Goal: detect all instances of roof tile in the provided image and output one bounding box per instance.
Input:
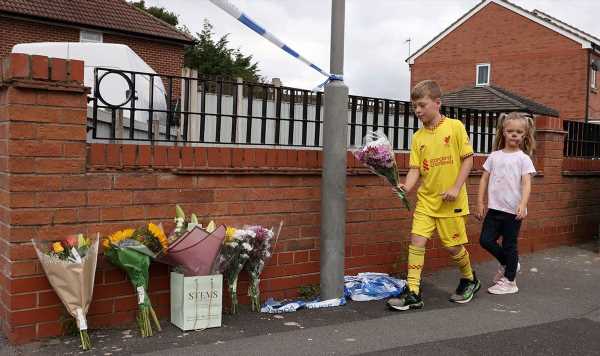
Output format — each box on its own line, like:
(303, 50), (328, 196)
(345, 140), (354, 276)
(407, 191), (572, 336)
(442, 85), (559, 117)
(0, 0), (193, 43)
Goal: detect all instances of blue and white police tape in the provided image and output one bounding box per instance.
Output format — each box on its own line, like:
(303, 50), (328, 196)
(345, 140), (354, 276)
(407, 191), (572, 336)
(260, 297), (346, 314)
(344, 273), (406, 301)
(208, 0), (342, 89)
(260, 298), (305, 314)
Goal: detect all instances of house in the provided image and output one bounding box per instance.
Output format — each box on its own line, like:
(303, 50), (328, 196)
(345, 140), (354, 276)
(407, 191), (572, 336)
(407, 0), (600, 122)
(0, 0), (194, 78)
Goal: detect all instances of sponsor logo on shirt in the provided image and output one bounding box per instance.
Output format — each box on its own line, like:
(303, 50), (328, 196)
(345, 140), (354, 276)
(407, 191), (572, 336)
(429, 155), (454, 168)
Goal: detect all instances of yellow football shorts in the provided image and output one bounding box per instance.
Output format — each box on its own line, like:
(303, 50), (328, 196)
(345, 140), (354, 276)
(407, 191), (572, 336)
(411, 211), (468, 247)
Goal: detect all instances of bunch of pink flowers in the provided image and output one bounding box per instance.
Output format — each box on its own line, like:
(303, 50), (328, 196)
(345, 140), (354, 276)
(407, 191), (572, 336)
(354, 131), (411, 210)
(354, 143), (396, 169)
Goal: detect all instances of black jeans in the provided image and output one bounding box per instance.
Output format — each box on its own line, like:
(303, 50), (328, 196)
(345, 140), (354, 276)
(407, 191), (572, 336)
(479, 209), (522, 281)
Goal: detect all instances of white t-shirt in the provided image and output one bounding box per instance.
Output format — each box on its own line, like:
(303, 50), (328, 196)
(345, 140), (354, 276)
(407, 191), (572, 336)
(483, 150), (536, 215)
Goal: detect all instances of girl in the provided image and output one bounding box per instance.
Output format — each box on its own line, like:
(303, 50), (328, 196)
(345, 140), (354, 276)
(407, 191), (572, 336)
(476, 112), (536, 294)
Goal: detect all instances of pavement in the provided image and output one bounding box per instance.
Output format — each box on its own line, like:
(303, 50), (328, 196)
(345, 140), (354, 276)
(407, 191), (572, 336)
(2, 241), (599, 356)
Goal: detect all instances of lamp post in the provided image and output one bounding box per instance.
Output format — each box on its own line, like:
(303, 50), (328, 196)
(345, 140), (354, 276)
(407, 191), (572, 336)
(320, 0), (349, 300)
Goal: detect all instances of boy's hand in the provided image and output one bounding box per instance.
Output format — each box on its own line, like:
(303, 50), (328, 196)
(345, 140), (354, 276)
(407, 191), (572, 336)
(394, 182), (409, 194)
(440, 186), (459, 201)
(516, 203), (527, 220)
(475, 202), (485, 220)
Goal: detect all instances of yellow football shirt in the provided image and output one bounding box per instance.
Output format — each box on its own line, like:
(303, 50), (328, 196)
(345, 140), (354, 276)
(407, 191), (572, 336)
(409, 117), (473, 217)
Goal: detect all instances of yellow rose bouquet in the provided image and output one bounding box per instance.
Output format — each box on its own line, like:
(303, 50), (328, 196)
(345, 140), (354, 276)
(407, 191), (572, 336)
(33, 234), (98, 350)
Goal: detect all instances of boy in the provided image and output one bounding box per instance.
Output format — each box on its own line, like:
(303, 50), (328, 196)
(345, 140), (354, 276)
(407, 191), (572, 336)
(387, 80), (480, 311)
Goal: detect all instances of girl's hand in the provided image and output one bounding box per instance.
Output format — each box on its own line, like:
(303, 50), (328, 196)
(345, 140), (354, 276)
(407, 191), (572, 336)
(516, 203), (527, 220)
(475, 202), (485, 220)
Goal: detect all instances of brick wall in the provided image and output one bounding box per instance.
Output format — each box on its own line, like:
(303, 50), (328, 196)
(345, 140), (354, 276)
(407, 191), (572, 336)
(0, 17), (79, 58)
(0, 53), (88, 343)
(0, 16), (185, 79)
(1, 54), (599, 344)
(410, 2), (589, 120)
(102, 33), (185, 79)
(562, 157), (600, 172)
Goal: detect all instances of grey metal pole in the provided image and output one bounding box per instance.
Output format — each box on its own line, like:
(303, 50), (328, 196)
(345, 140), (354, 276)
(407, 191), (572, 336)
(320, 0), (348, 300)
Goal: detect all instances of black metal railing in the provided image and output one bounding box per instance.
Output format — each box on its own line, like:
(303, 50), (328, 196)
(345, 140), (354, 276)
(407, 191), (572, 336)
(89, 68), (501, 153)
(564, 120), (600, 158)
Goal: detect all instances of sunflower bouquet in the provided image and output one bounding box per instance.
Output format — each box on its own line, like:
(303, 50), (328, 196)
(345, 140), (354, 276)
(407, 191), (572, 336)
(134, 223), (169, 256)
(102, 224), (168, 337)
(33, 234), (98, 350)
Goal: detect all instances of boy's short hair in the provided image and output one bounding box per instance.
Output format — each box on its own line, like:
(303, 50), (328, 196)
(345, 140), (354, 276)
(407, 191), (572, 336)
(411, 80), (442, 101)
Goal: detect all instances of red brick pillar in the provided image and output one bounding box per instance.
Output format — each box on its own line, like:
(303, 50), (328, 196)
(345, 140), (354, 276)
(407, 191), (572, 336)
(0, 53), (87, 343)
(523, 115), (567, 251)
(534, 116), (566, 179)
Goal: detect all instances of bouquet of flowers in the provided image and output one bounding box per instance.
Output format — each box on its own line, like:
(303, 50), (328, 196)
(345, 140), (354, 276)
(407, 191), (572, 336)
(244, 222), (283, 311)
(170, 205), (200, 242)
(133, 223), (169, 256)
(159, 206), (226, 276)
(102, 224), (168, 337)
(214, 227), (254, 314)
(33, 234), (99, 350)
(353, 131), (411, 210)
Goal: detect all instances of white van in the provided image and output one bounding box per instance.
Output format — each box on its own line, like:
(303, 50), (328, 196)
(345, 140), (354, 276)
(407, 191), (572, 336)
(12, 42), (169, 139)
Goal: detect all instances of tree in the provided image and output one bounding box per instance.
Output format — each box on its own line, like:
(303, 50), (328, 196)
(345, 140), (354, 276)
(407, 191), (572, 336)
(184, 20), (262, 82)
(130, 1), (179, 27)
(131, 2), (262, 82)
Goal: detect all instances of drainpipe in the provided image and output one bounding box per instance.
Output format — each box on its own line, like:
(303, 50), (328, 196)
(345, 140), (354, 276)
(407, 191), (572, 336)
(585, 50), (591, 123)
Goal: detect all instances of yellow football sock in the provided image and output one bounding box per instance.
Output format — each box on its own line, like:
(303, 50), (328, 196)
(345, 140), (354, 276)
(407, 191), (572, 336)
(407, 244), (425, 295)
(451, 246), (474, 281)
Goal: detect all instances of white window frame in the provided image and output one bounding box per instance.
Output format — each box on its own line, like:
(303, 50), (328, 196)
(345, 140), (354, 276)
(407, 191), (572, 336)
(591, 67), (597, 89)
(476, 63), (490, 86)
(80, 30), (103, 43)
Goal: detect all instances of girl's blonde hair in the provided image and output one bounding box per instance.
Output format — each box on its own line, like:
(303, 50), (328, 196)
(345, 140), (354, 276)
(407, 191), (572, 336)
(493, 112), (536, 156)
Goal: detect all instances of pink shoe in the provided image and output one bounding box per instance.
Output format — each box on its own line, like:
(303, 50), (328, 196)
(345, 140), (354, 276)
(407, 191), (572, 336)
(488, 277), (518, 294)
(493, 262), (521, 283)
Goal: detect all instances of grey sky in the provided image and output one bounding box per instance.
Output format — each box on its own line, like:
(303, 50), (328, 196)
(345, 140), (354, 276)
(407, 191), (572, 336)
(146, 0), (600, 100)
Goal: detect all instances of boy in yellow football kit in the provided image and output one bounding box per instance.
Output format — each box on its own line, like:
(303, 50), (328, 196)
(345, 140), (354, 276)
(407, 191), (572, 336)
(388, 80), (480, 311)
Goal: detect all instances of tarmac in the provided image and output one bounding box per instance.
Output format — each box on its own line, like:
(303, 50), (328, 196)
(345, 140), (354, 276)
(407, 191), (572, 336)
(2, 241), (599, 356)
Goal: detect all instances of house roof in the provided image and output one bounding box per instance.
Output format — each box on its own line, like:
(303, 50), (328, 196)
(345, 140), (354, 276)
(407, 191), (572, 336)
(407, 0), (598, 64)
(0, 0), (194, 44)
(531, 9), (600, 46)
(442, 85), (560, 117)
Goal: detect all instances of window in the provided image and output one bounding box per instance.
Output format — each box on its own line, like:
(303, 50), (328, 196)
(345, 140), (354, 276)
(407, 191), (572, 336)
(80, 30), (103, 43)
(592, 67), (597, 89)
(476, 63), (490, 86)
